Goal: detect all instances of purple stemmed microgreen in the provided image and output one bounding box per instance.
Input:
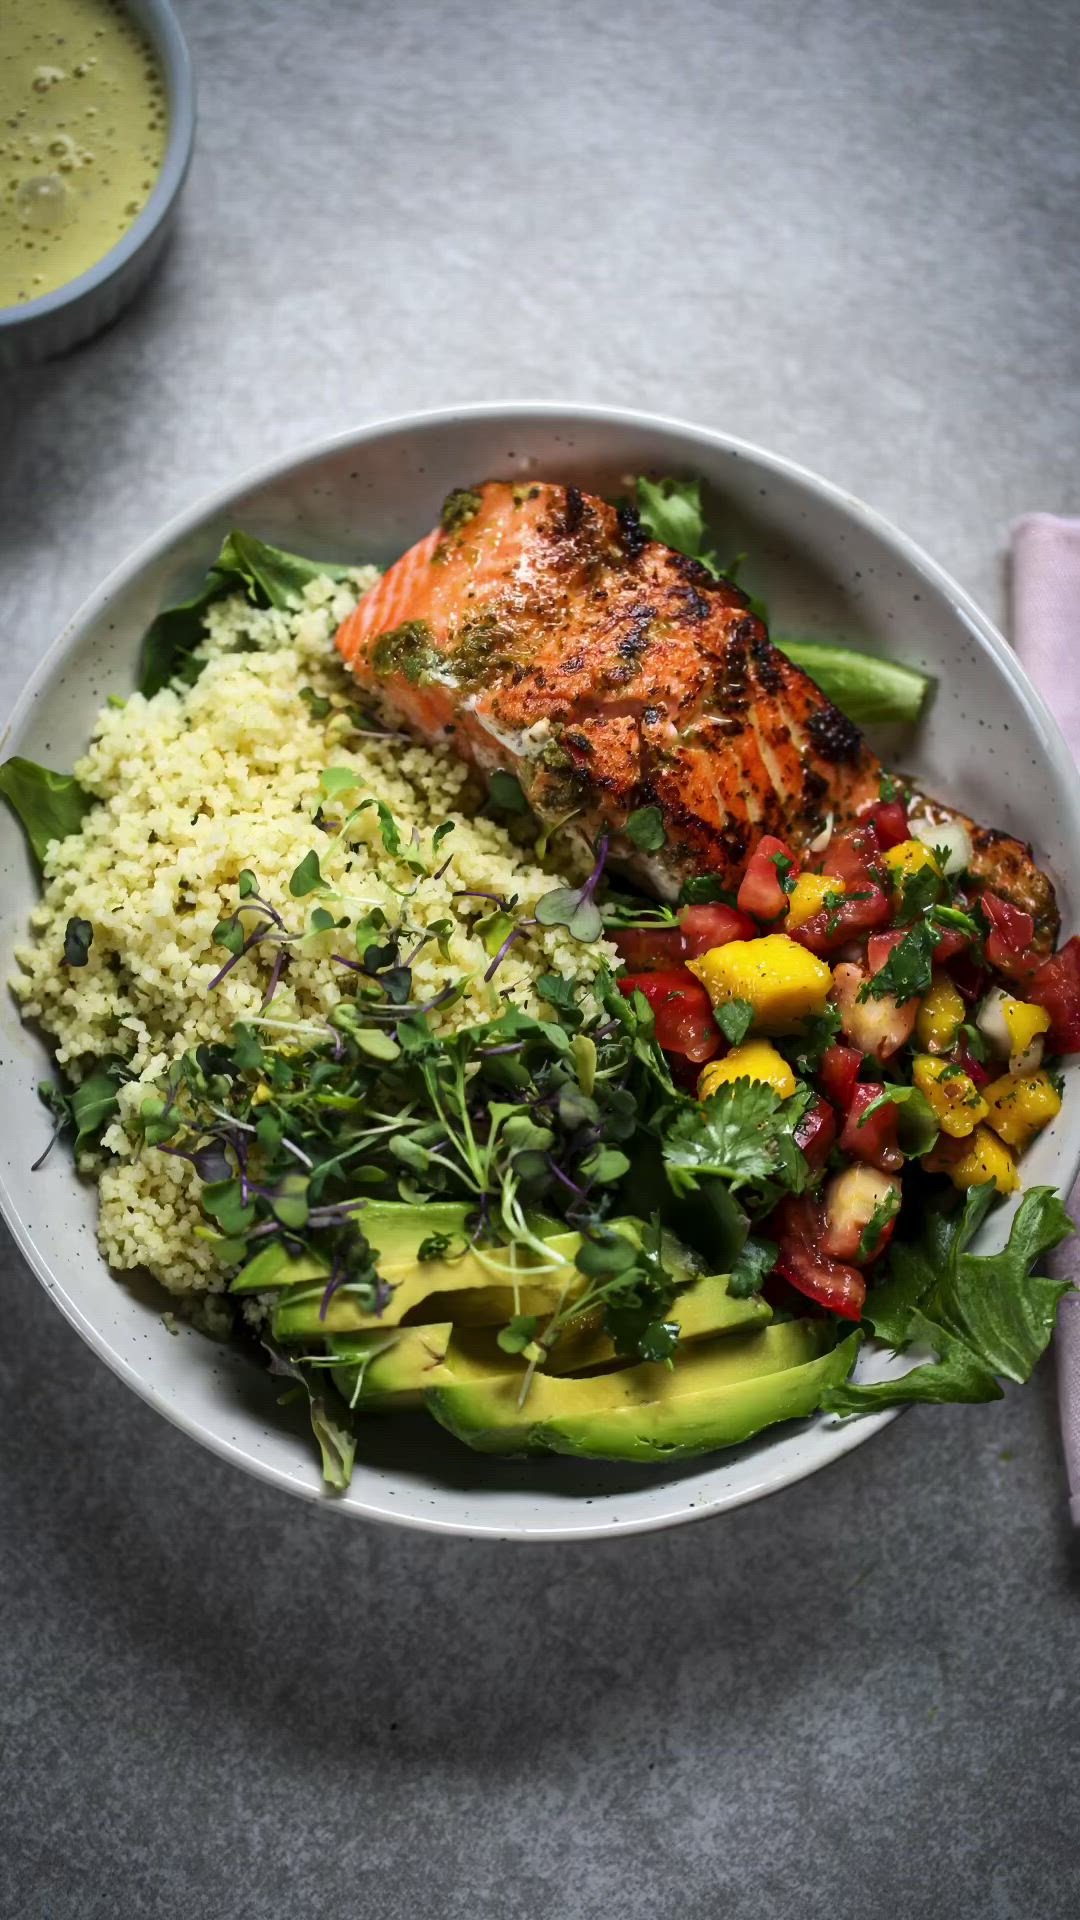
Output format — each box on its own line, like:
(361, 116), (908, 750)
(534, 835), (609, 943)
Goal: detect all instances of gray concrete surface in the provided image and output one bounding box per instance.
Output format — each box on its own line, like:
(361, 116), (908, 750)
(2, 1), (1080, 1914)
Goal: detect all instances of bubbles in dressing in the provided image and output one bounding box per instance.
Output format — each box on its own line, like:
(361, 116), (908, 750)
(0, 0), (169, 307)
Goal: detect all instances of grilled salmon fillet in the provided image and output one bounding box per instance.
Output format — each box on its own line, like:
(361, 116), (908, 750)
(336, 480), (1057, 944)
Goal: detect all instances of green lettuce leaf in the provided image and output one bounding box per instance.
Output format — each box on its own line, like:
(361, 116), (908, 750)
(631, 476), (931, 728)
(0, 757), (92, 869)
(139, 531), (356, 697)
(775, 639), (929, 729)
(823, 1184), (1073, 1415)
(634, 476), (722, 573)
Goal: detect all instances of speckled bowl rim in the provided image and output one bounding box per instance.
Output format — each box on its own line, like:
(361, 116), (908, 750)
(3, 401), (1079, 1541)
(0, 0), (194, 335)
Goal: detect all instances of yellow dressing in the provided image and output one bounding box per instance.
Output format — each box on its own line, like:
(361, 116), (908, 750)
(0, 0), (168, 308)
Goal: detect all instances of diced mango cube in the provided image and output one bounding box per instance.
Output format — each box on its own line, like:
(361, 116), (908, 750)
(983, 1069), (1061, 1152)
(1000, 996), (1051, 1072)
(884, 839), (942, 881)
(914, 975), (965, 1054)
(687, 934), (833, 1034)
(946, 1124), (1019, 1195)
(698, 1040), (797, 1101)
(913, 1053), (989, 1138)
(785, 872), (836, 931)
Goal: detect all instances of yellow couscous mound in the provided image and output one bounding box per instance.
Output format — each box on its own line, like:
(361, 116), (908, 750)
(12, 574), (613, 1295)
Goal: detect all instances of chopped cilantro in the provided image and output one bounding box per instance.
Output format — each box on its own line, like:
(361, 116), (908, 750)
(770, 852), (798, 895)
(716, 999), (755, 1046)
(678, 875), (739, 908)
(663, 1079), (812, 1198)
(625, 805), (666, 852)
(727, 1234), (778, 1299)
(857, 1188), (901, 1260)
(858, 919), (941, 1002)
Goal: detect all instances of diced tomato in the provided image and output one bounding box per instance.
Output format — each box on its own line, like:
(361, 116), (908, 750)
(923, 1132), (967, 1177)
(981, 892), (1037, 982)
(821, 820), (886, 891)
(839, 1082), (903, 1171)
(931, 924), (969, 962)
(667, 1052), (704, 1092)
(772, 1195), (866, 1321)
(953, 1037), (989, 1088)
(794, 1096), (837, 1172)
(1029, 935), (1080, 1053)
(788, 883), (890, 955)
(820, 1044), (863, 1111)
(618, 969), (720, 1064)
(613, 902), (757, 969)
(737, 834), (799, 922)
(832, 961), (919, 1062)
(678, 902), (758, 957)
(947, 950), (986, 1003)
(867, 929), (907, 974)
(612, 925), (685, 969)
(858, 798), (910, 849)
(821, 1165), (902, 1265)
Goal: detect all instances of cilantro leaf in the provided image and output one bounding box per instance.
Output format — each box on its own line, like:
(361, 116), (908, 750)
(678, 875), (738, 908)
(781, 1007), (842, 1075)
(857, 1188), (901, 1260)
(858, 919), (941, 1002)
(856, 1084), (939, 1156)
(625, 805), (666, 852)
(728, 1234), (777, 1299)
(893, 862), (945, 925)
(663, 1081), (811, 1196)
(716, 999), (754, 1046)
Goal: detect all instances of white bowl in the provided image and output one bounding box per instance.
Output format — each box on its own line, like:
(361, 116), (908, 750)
(3, 404), (1079, 1540)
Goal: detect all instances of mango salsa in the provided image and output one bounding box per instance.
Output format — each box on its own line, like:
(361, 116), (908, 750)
(914, 976), (965, 1054)
(946, 1124), (1019, 1195)
(884, 839), (941, 883)
(698, 1040), (797, 1101)
(1000, 996), (1051, 1071)
(687, 934), (833, 1034)
(983, 1069), (1061, 1152)
(912, 1053), (988, 1139)
(785, 871), (836, 931)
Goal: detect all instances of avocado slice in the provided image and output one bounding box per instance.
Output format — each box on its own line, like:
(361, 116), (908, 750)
(328, 1324), (454, 1410)
(270, 1231), (586, 1341)
(542, 1271), (771, 1375)
(236, 1201), (590, 1337)
(425, 1321), (860, 1461)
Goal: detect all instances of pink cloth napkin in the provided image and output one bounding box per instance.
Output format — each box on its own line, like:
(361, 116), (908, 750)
(1011, 513), (1080, 1522)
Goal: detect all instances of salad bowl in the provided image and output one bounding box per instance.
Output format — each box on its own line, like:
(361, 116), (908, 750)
(2, 402), (1078, 1539)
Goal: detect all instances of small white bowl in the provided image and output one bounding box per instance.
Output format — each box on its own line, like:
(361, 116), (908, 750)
(3, 404), (1079, 1540)
(0, 0), (195, 370)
